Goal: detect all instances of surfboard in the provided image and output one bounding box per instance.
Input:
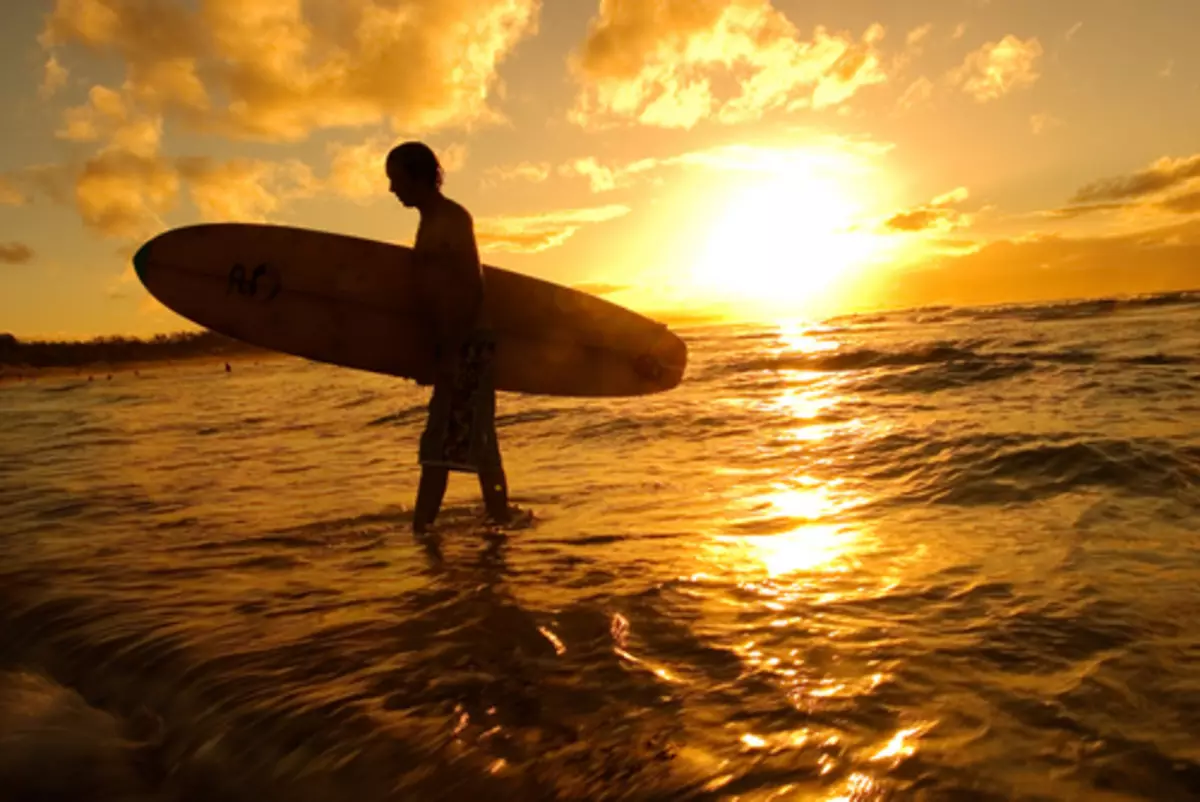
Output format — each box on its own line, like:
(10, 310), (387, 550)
(131, 223), (687, 397)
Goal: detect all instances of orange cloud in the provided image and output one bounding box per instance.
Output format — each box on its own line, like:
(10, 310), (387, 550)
(950, 35), (1043, 102)
(897, 76), (934, 110)
(325, 136), (393, 202)
(906, 24), (933, 49)
(1030, 112), (1063, 135)
(554, 140), (890, 196)
(40, 54), (69, 99)
(75, 151), (179, 239)
(177, 157), (317, 222)
(41, 0), (541, 142)
(0, 243), (35, 265)
(324, 136), (466, 201)
(0, 176), (28, 206)
(484, 161), (552, 186)
(557, 156), (658, 192)
(57, 84), (163, 157)
(884, 187), (972, 233)
(571, 282), (626, 296)
(571, 0), (887, 128)
(475, 204), (630, 253)
(862, 218), (1200, 310)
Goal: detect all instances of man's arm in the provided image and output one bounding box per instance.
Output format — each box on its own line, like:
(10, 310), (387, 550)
(427, 209), (483, 371)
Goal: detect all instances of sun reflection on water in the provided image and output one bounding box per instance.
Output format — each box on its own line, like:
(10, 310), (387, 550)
(705, 480), (866, 579)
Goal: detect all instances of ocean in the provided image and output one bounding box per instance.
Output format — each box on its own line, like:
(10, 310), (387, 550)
(2, 291), (1199, 801)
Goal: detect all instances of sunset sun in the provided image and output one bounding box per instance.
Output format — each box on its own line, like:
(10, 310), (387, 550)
(689, 151), (894, 318)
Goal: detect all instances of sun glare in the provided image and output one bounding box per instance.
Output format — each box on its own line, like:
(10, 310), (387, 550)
(690, 149), (894, 319)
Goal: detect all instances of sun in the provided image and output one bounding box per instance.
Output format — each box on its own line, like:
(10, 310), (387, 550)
(689, 151), (894, 319)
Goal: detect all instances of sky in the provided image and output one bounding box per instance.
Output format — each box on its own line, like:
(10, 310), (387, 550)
(1, 0), (1199, 339)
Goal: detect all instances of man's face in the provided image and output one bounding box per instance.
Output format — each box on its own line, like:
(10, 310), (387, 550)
(387, 165), (419, 207)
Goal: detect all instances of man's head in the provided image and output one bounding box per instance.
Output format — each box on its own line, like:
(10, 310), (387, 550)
(386, 142), (443, 208)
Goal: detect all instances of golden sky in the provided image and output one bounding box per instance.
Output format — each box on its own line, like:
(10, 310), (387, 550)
(2, 0), (1199, 337)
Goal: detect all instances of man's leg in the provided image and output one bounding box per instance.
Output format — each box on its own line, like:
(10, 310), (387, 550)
(413, 466), (449, 535)
(478, 467), (511, 525)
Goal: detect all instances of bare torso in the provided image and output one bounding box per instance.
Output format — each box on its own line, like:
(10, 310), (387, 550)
(412, 196), (488, 346)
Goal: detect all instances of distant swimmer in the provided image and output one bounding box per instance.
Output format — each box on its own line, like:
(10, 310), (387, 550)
(385, 141), (512, 536)
(225, 362), (231, 373)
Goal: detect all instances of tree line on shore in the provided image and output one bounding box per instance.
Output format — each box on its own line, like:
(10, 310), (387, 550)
(0, 331), (264, 368)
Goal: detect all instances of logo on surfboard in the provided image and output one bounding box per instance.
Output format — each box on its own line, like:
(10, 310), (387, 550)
(227, 263), (282, 301)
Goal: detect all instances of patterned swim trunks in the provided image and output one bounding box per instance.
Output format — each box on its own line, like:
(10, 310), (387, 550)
(418, 331), (502, 473)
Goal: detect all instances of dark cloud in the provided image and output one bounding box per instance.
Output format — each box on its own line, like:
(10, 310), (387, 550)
(1071, 154), (1200, 203)
(1044, 201), (1129, 219)
(885, 208), (951, 232)
(0, 243), (34, 265)
(1161, 190), (1200, 215)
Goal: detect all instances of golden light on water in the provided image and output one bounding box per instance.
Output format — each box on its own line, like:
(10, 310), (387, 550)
(730, 523), (857, 577)
(872, 727), (923, 762)
(706, 479), (866, 579)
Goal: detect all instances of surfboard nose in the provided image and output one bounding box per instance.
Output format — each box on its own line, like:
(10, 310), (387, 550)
(132, 240), (152, 285)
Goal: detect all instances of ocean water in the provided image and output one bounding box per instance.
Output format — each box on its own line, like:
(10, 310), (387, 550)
(2, 292), (1200, 801)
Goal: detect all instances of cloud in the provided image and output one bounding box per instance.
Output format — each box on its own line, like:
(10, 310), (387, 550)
(475, 204), (630, 253)
(0, 176), (28, 206)
(484, 161), (552, 185)
(439, 143), (469, 174)
(324, 136), (466, 200)
(555, 139), (890, 196)
(570, 0), (888, 128)
(57, 84), (163, 157)
(571, 282), (626, 297)
(906, 24), (933, 49)
(897, 76), (933, 109)
(1065, 22), (1083, 41)
(40, 54), (69, 98)
(325, 135), (392, 201)
(1161, 190), (1200, 215)
(0, 243), (35, 265)
(75, 151), (180, 239)
(886, 208), (959, 232)
(884, 187), (972, 233)
(949, 35), (1043, 102)
(177, 157), (317, 221)
(40, 0), (542, 142)
(18, 164), (77, 207)
(557, 156), (659, 192)
(63, 149), (324, 238)
(863, 218), (1200, 310)
(1030, 112), (1063, 135)
(1072, 154), (1200, 204)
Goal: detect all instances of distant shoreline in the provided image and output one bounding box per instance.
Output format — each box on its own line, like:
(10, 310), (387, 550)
(0, 353), (271, 386)
(0, 330), (269, 385)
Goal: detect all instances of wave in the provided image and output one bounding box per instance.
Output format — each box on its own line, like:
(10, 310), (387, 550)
(868, 434), (1200, 506)
(943, 290), (1200, 324)
(825, 290), (1200, 329)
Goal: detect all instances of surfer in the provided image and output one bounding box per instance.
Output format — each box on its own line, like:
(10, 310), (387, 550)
(385, 142), (512, 536)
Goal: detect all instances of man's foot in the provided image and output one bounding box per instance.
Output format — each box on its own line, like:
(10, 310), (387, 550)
(488, 504), (533, 530)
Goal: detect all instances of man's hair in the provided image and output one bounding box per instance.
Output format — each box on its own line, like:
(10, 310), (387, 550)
(386, 142), (443, 190)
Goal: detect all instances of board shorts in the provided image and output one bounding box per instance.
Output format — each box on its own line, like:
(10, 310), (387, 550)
(418, 330), (503, 474)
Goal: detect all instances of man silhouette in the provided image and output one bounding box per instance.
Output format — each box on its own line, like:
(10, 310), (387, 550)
(385, 142), (511, 535)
